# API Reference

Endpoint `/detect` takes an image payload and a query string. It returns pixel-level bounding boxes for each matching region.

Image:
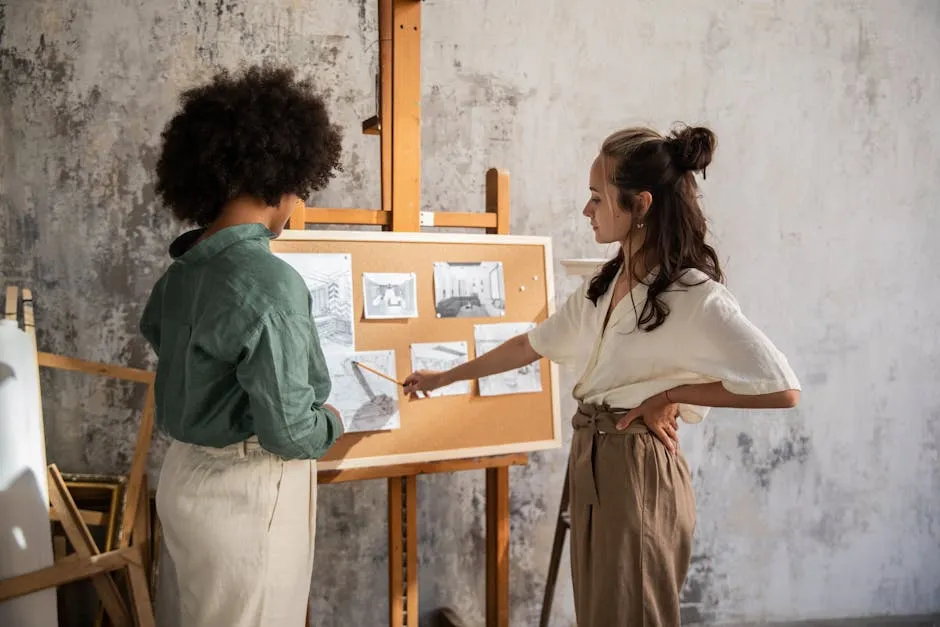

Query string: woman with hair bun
[140,64,345,626]
[404,124,801,626]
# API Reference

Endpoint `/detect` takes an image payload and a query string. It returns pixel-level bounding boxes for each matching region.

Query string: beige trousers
[155,437,317,627]
[569,403,697,627]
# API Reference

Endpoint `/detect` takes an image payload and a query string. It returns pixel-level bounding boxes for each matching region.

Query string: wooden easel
[292,2,519,626]
[0,286,157,626]
[538,462,569,627]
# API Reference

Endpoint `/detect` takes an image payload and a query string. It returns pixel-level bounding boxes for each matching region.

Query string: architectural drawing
[474,323,542,396]
[327,350,400,433]
[274,252,355,354]
[409,341,471,397]
[363,272,419,319]
[433,261,506,318]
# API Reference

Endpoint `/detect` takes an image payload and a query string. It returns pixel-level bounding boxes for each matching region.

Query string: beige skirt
[155,437,317,627]
[569,403,696,626]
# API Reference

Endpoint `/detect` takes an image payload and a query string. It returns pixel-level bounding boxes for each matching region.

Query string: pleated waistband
[572,402,649,435]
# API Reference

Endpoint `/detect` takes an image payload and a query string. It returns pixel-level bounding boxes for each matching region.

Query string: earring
[636,221,645,230]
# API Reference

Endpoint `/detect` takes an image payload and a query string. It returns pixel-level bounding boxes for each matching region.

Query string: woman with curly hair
[139,64,345,626]
[404,124,801,626]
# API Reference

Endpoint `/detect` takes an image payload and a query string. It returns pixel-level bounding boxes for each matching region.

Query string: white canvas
[409,341,471,397]
[362,272,418,319]
[326,350,400,433]
[474,322,543,396]
[432,261,506,318]
[274,252,355,355]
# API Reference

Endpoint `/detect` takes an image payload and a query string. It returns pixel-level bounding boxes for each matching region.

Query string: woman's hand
[615,393,681,454]
[403,370,447,399]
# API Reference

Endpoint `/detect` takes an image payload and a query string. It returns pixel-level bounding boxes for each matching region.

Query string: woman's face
[582,155,633,244]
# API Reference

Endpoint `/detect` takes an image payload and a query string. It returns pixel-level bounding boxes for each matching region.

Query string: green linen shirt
[139,223,343,459]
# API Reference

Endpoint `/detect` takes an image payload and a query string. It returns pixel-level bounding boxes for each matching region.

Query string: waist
[171,435,267,459]
[572,402,650,435]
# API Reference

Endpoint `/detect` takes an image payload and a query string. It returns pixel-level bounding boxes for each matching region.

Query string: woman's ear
[635,191,653,221]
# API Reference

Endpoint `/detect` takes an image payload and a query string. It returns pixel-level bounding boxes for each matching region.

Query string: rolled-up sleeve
[236,310,344,459]
[688,285,801,396]
[527,279,589,366]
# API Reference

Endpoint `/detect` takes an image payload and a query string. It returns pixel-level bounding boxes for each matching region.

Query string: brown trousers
[569,403,696,626]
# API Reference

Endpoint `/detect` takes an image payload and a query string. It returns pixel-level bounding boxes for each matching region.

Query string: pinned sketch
[474,323,542,396]
[410,341,471,397]
[363,272,418,319]
[274,253,355,355]
[433,261,506,318]
[327,350,400,433]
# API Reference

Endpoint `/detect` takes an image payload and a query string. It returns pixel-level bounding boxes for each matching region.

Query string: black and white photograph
[410,341,471,397]
[433,261,506,318]
[474,322,543,396]
[362,272,419,319]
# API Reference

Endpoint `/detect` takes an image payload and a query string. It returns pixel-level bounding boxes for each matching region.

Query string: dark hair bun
[666,124,716,174]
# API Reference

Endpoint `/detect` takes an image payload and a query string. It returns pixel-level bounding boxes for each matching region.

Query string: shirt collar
[169,223,276,263]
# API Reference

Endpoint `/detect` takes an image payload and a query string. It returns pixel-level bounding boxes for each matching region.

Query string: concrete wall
[2,0,939,624]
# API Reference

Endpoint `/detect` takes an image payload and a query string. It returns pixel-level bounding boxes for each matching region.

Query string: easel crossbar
[0,546,141,602]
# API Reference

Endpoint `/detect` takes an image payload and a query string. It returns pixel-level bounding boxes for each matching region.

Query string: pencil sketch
[327,350,400,433]
[474,323,542,396]
[433,261,506,318]
[409,341,471,397]
[274,252,355,354]
[363,272,419,319]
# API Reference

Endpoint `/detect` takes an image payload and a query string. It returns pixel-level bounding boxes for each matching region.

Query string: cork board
[271,230,562,470]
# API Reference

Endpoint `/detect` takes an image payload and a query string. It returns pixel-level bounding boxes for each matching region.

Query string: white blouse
[528,265,801,424]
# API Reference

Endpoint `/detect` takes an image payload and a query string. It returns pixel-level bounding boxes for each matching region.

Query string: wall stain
[737,426,811,489]
[457,71,535,110]
[681,551,719,624]
[357,0,369,39]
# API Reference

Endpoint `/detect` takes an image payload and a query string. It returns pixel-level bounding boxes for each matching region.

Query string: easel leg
[389,477,403,627]
[405,475,418,627]
[485,466,509,627]
[126,546,155,627]
[539,457,571,627]
[389,476,419,627]
[129,474,156,627]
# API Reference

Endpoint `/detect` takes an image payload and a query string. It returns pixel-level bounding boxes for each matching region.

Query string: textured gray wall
[2,0,940,625]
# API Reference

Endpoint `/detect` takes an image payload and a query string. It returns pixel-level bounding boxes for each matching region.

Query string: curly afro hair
[155,64,343,227]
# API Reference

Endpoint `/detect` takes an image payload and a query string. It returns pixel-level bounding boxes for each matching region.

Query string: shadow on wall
[420,607,472,627]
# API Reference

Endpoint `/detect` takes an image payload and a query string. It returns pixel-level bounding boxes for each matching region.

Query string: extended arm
[404,333,540,395]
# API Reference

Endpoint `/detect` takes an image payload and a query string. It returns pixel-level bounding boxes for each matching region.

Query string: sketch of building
[433,261,506,318]
[274,252,355,354]
[326,350,400,433]
[363,272,419,319]
[473,323,542,397]
[409,341,471,397]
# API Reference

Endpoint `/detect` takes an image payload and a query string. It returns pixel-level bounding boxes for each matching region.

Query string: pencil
[352,360,404,386]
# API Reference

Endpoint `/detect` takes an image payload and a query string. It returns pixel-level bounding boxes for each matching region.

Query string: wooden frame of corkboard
[271,229,563,471]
